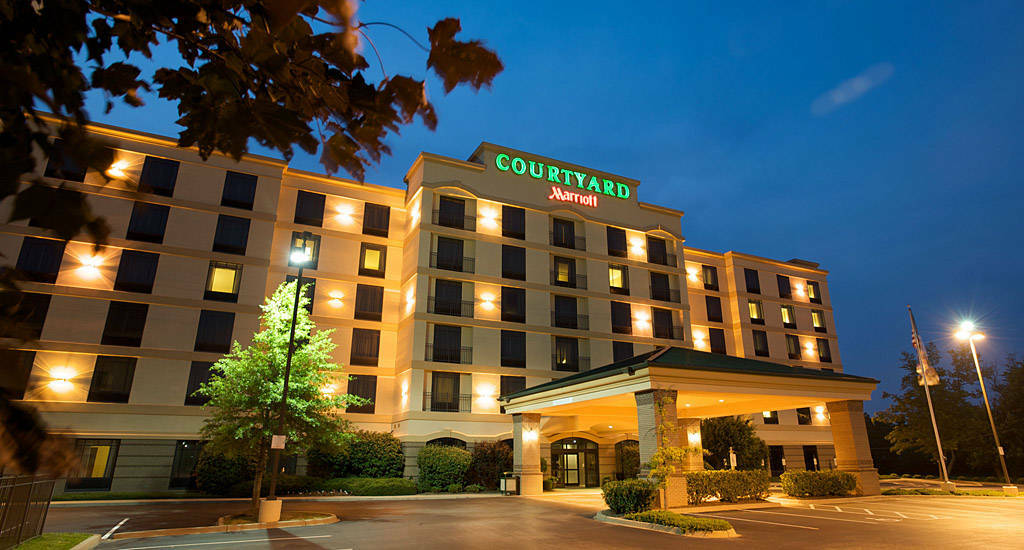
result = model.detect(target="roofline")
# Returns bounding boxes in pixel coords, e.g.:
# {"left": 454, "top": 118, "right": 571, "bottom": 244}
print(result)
{"left": 639, "top": 201, "right": 684, "bottom": 217}
{"left": 283, "top": 166, "right": 405, "bottom": 197}
{"left": 469, "top": 142, "right": 642, "bottom": 187}
{"left": 684, "top": 246, "right": 829, "bottom": 275}
{"left": 403, "top": 151, "right": 485, "bottom": 184}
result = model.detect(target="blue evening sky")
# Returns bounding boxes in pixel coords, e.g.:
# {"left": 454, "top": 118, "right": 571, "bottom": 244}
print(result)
{"left": 82, "top": 1, "right": 1024, "bottom": 410}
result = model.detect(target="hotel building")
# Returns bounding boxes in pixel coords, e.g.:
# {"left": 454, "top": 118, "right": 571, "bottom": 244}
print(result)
{"left": 1, "top": 122, "right": 849, "bottom": 493}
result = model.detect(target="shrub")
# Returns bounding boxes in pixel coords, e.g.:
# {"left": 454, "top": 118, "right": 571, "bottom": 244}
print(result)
{"left": 684, "top": 470, "right": 769, "bottom": 504}
{"left": 228, "top": 475, "right": 322, "bottom": 497}
{"left": 465, "top": 441, "right": 513, "bottom": 490}
{"left": 195, "top": 452, "right": 253, "bottom": 496}
{"left": 465, "top": 484, "right": 485, "bottom": 493}
{"left": 306, "top": 446, "right": 350, "bottom": 479}
{"left": 308, "top": 431, "right": 405, "bottom": 479}
{"left": 623, "top": 510, "right": 733, "bottom": 533}
{"left": 446, "top": 483, "right": 463, "bottom": 493}
{"left": 543, "top": 477, "right": 554, "bottom": 491}
{"left": 321, "top": 477, "right": 416, "bottom": 496}
{"left": 417, "top": 444, "right": 472, "bottom": 490}
{"left": 781, "top": 471, "right": 857, "bottom": 497}
{"left": 602, "top": 479, "right": 658, "bottom": 515}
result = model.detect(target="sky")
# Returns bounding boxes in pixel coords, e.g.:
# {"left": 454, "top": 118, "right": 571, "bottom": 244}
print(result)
{"left": 81, "top": 1, "right": 1024, "bottom": 411}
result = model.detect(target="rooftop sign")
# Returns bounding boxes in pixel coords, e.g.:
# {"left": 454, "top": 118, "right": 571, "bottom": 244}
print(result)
{"left": 493, "top": 153, "right": 630, "bottom": 207}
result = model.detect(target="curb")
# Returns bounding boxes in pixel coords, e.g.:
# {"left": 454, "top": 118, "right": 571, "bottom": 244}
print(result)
{"left": 593, "top": 509, "right": 739, "bottom": 539}
{"left": 111, "top": 513, "right": 338, "bottom": 540}
{"left": 69, "top": 534, "right": 101, "bottom": 550}
{"left": 669, "top": 500, "right": 780, "bottom": 513}
{"left": 50, "top": 493, "right": 502, "bottom": 507}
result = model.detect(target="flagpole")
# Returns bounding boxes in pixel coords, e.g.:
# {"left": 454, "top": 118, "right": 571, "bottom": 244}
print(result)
{"left": 920, "top": 369, "right": 950, "bottom": 485}
{"left": 907, "top": 306, "right": 951, "bottom": 488}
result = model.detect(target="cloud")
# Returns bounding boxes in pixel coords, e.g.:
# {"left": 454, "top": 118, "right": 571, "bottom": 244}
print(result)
{"left": 811, "top": 62, "right": 894, "bottom": 116}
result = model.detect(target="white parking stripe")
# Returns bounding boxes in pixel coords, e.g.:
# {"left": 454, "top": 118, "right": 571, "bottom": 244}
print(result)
{"left": 115, "top": 534, "right": 333, "bottom": 549}
{"left": 863, "top": 508, "right": 874, "bottom": 515}
{"left": 103, "top": 518, "right": 130, "bottom": 540}
{"left": 745, "top": 510, "right": 880, "bottom": 525}
{"left": 698, "top": 513, "right": 818, "bottom": 530}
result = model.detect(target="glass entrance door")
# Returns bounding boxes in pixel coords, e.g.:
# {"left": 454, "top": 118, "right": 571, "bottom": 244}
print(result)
{"left": 563, "top": 453, "right": 580, "bottom": 486}
{"left": 551, "top": 437, "right": 599, "bottom": 488}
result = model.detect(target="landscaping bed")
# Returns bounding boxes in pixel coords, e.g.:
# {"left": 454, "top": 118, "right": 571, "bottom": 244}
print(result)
{"left": 624, "top": 510, "right": 733, "bottom": 534}
{"left": 882, "top": 488, "right": 1020, "bottom": 497}
{"left": 15, "top": 533, "right": 92, "bottom": 549}
{"left": 219, "top": 511, "right": 334, "bottom": 525}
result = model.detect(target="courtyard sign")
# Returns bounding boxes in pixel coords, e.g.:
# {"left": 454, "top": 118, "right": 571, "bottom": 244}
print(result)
{"left": 494, "top": 153, "right": 630, "bottom": 206}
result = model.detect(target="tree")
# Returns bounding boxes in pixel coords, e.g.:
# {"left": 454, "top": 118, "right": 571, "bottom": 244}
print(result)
{"left": 196, "top": 280, "right": 363, "bottom": 510}
{"left": 700, "top": 416, "right": 769, "bottom": 470}
{"left": 864, "top": 413, "right": 934, "bottom": 475}
{"left": 993, "top": 355, "right": 1024, "bottom": 477}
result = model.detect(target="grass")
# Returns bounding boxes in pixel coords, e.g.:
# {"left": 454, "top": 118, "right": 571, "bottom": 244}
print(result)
{"left": 221, "top": 511, "right": 332, "bottom": 525}
{"left": 883, "top": 488, "right": 1020, "bottom": 497}
{"left": 623, "top": 510, "right": 733, "bottom": 533}
{"left": 15, "top": 533, "right": 91, "bottom": 549}
{"left": 53, "top": 491, "right": 206, "bottom": 501}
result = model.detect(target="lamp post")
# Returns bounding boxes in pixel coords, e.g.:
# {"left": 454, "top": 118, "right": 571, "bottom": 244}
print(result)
{"left": 265, "top": 231, "right": 314, "bottom": 507}
{"left": 955, "top": 321, "right": 1014, "bottom": 491}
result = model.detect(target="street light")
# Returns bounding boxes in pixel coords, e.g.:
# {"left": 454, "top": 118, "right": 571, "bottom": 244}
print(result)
{"left": 955, "top": 321, "right": 1014, "bottom": 490}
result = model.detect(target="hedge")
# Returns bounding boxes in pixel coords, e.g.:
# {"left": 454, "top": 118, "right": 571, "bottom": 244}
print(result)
{"left": 308, "top": 431, "right": 405, "bottom": 479}
{"left": 228, "top": 475, "right": 322, "bottom": 497}
{"left": 685, "top": 470, "right": 770, "bottom": 505}
{"left": 781, "top": 471, "right": 857, "bottom": 497}
{"left": 623, "top": 510, "right": 733, "bottom": 533}
{"left": 195, "top": 452, "right": 253, "bottom": 496}
{"left": 417, "top": 444, "right": 472, "bottom": 491}
{"left": 321, "top": 477, "right": 416, "bottom": 496}
{"left": 465, "top": 441, "right": 513, "bottom": 490}
{"left": 602, "top": 479, "right": 659, "bottom": 514}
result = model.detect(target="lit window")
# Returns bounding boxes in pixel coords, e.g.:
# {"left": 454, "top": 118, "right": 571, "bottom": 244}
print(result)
{"left": 748, "top": 300, "right": 764, "bottom": 324}
{"left": 205, "top": 262, "right": 241, "bottom": 302}
{"left": 811, "top": 309, "right": 827, "bottom": 333}
{"left": 608, "top": 264, "right": 628, "bottom": 295}
{"left": 807, "top": 281, "right": 822, "bottom": 304}
{"left": 781, "top": 305, "right": 796, "bottom": 328}
{"left": 359, "top": 243, "right": 386, "bottom": 277}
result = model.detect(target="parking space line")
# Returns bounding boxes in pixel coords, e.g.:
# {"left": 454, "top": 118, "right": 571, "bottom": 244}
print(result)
{"left": 785, "top": 504, "right": 947, "bottom": 520}
{"left": 103, "top": 518, "right": 130, "bottom": 540}
{"left": 698, "top": 513, "right": 818, "bottom": 530}
{"left": 745, "top": 510, "right": 880, "bottom": 525}
{"left": 115, "top": 534, "right": 334, "bottom": 549}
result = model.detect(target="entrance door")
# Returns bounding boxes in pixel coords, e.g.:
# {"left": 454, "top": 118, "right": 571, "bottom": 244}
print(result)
{"left": 768, "top": 445, "right": 785, "bottom": 477}
{"left": 803, "top": 445, "right": 820, "bottom": 471}
{"left": 562, "top": 453, "right": 580, "bottom": 486}
{"left": 551, "top": 437, "right": 599, "bottom": 488}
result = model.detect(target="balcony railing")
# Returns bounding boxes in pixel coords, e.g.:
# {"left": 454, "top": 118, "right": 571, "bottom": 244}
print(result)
{"left": 424, "top": 343, "right": 473, "bottom": 364}
{"left": 422, "top": 393, "right": 472, "bottom": 413}
{"left": 652, "top": 324, "right": 685, "bottom": 341}
{"left": 549, "top": 232, "right": 587, "bottom": 251}
{"left": 430, "top": 252, "right": 475, "bottom": 273}
{"left": 551, "top": 312, "right": 589, "bottom": 330}
{"left": 552, "top": 354, "right": 590, "bottom": 372}
{"left": 550, "top": 271, "right": 588, "bottom": 289}
{"left": 427, "top": 297, "right": 474, "bottom": 317}
{"left": 648, "top": 253, "right": 678, "bottom": 267}
{"left": 432, "top": 209, "right": 476, "bottom": 231}
{"left": 649, "top": 286, "right": 681, "bottom": 303}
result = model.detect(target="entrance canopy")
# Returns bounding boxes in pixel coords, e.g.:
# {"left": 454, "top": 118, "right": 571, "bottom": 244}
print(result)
{"left": 501, "top": 347, "right": 878, "bottom": 433}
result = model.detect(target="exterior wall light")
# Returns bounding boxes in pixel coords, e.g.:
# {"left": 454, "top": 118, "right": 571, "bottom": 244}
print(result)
{"left": 479, "top": 208, "right": 499, "bottom": 229}
{"left": 320, "top": 384, "right": 336, "bottom": 395}
{"left": 523, "top": 429, "right": 538, "bottom": 442}
{"left": 401, "top": 380, "right": 410, "bottom": 407}
{"left": 48, "top": 367, "right": 76, "bottom": 393}
{"left": 78, "top": 255, "right": 103, "bottom": 279}
{"left": 692, "top": 329, "right": 707, "bottom": 349}
{"left": 686, "top": 266, "right": 700, "bottom": 283}
{"left": 475, "top": 383, "right": 497, "bottom": 408}
{"left": 106, "top": 159, "right": 130, "bottom": 179}
{"left": 629, "top": 237, "right": 645, "bottom": 256}
{"left": 803, "top": 342, "right": 815, "bottom": 357}
{"left": 334, "top": 205, "right": 355, "bottom": 224}
{"left": 405, "top": 288, "right": 416, "bottom": 314}
{"left": 480, "top": 293, "right": 496, "bottom": 311}
{"left": 409, "top": 202, "right": 421, "bottom": 226}
{"left": 328, "top": 290, "right": 344, "bottom": 308}
{"left": 794, "top": 283, "right": 806, "bottom": 297}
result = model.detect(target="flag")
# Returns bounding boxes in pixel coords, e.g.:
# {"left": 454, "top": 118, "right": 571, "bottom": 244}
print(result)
{"left": 908, "top": 306, "right": 939, "bottom": 386}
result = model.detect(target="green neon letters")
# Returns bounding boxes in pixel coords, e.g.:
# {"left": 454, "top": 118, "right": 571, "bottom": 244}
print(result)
{"left": 493, "top": 152, "right": 630, "bottom": 200}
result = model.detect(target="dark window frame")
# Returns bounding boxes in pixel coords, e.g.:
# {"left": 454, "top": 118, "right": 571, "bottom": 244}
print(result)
{"left": 16, "top": 237, "right": 65, "bottom": 283}
{"left": 705, "top": 295, "right": 724, "bottom": 323}
{"left": 606, "top": 226, "right": 627, "bottom": 257}
{"left": 777, "top": 274, "right": 792, "bottom": 299}
{"left": 212, "top": 214, "right": 250, "bottom": 256}
{"left": 354, "top": 284, "right": 384, "bottom": 322}
{"left": 708, "top": 328, "right": 727, "bottom": 355}
{"left": 294, "top": 190, "right": 326, "bottom": 227}
{"left": 702, "top": 265, "right": 719, "bottom": 291}
{"left": 86, "top": 356, "right": 136, "bottom": 403}
{"left": 138, "top": 156, "right": 179, "bottom": 197}
{"left": 350, "top": 328, "right": 381, "bottom": 366}
{"left": 744, "top": 268, "right": 761, "bottom": 294}
{"left": 752, "top": 329, "right": 770, "bottom": 357}
{"left": 501, "top": 205, "right": 526, "bottom": 239}
{"left": 194, "top": 310, "right": 235, "bottom": 353}
{"left": 346, "top": 374, "right": 377, "bottom": 414}
{"left": 114, "top": 250, "right": 160, "bottom": 294}
{"left": 500, "top": 330, "right": 526, "bottom": 368}
{"left": 185, "top": 361, "right": 213, "bottom": 406}
{"left": 501, "top": 244, "right": 526, "bottom": 280}
{"left": 101, "top": 301, "right": 148, "bottom": 347}
{"left": 612, "top": 341, "right": 634, "bottom": 362}
{"left": 126, "top": 202, "right": 170, "bottom": 244}
{"left": 362, "top": 203, "right": 391, "bottom": 237}
{"left": 501, "top": 286, "right": 526, "bottom": 323}
{"left": 221, "top": 171, "right": 258, "bottom": 210}
{"left": 0, "top": 350, "right": 36, "bottom": 400}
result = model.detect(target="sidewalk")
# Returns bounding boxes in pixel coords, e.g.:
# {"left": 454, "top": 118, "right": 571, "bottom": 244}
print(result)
{"left": 49, "top": 492, "right": 503, "bottom": 507}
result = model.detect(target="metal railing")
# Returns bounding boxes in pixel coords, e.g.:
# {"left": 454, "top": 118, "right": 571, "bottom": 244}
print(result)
{"left": 649, "top": 286, "right": 681, "bottom": 303}
{"left": 549, "top": 232, "right": 587, "bottom": 251}
{"left": 432, "top": 210, "right": 476, "bottom": 231}
{"left": 427, "top": 297, "right": 474, "bottom": 318}
{"left": 424, "top": 343, "right": 473, "bottom": 364}
{"left": 550, "top": 271, "right": 588, "bottom": 289}
{"left": 648, "top": 252, "right": 678, "bottom": 267}
{"left": 551, "top": 354, "right": 590, "bottom": 372}
{"left": 652, "top": 325, "right": 685, "bottom": 341}
{"left": 551, "top": 312, "right": 589, "bottom": 330}
{"left": 422, "top": 393, "right": 472, "bottom": 413}
{"left": 430, "top": 252, "right": 475, "bottom": 273}
{"left": 0, "top": 475, "right": 55, "bottom": 550}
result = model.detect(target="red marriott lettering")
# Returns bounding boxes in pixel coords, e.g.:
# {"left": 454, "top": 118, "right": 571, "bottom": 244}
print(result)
{"left": 547, "top": 186, "right": 598, "bottom": 207}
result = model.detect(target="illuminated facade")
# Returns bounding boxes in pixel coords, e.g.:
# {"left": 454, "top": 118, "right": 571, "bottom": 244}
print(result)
{"left": 0, "top": 123, "right": 846, "bottom": 492}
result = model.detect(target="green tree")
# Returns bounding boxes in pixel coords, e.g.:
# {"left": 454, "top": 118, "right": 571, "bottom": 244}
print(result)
{"left": 197, "top": 280, "right": 363, "bottom": 510}
{"left": 993, "top": 355, "right": 1024, "bottom": 477}
{"left": 700, "top": 416, "right": 768, "bottom": 470}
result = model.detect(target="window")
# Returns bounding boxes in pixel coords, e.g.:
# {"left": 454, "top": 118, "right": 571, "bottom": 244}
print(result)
{"left": 744, "top": 268, "right": 760, "bottom": 294}
{"left": 781, "top": 305, "right": 797, "bottom": 329}
{"left": 501, "top": 287, "right": 526, "bottom": 323}
{"left": 354, "top": 284, "right": 384, "bottom": 321}
{"left": 350, "top": 328, "right": 381, "bottom": 366}
{"left": 362, "top": 242, "right": 389, "bottom": 276}
{"left": 811, "top": 310, "right": 827, "bottom": 333}
{"left": 431, "top": 324, "right": 463, "bottom": 363}
{"left": 362, "top": 203, "right": 391, "bottom": 237}
{"left": 807, "top": 281, "right": 822, "bottom": 304}
{"left": 748, "top": 299, "right": 764, "bottom": 325}
{"left": 291, "top": 232, "right": 321, "bottom": 270}
{"left": 2, "top": 293, "right": 50, "bottom": 340}
{"left": 0, "top": 350, "right": 35, "bottom": 400}
{"left": 803, "top": 445, "right": 819, "bottom": 471}
{"left": 708, "top": 328, "right": 727, "bottom": 354}
{"left": 553, "top": 256, "right": 576, "bottom": 287}
{"left": 817, "top": 338, "right": 832, "bottom": 363}
{"left": 430, "top": 371, "right": 462, "bottom": 411}
{"left": 606, "top": 226, "right": 627, "bottom": 257}
{"left": 294, "top": 190, "right": 326, "bottom": 227}
{"left": 608, "top": 264, "right": 629, "bottom": 295}
{"left": 652, "top": 308, "right": 676, "bottom": 339}
{"left": 139, "top": 156, "right": 179, "bottom": 197}
{"left": 752, "top": 330, "right": 769, "bottom": 357}
{"left": 502, "top": 205, "right": 525, "bottom": 239}
{"left": 702, "top": 265, "right": 719, "bottom": 291}
{"left": 43, "top": 139, "right": 86, "bottom": 182}
{"left": 650, "top": 271, "right": 673, "bottom": 302}
{"left": 87, "top": 356, "right": 136, "bottom": 403}
{"left": 610, "top": 301, "right": 632, "bottom": 334}
{"left": 777, "top": 274, "right": 792, "bottom": 299}
{"left": 553, "top": 336, "right": 580, "bottom": 372}
{"left": 437, "top": 196, "right": 467, "bottom": 229}
{"left": 169, "top": 440, "right": 202, "bottom": 489}
{"left": 126, "top": 202, "right": 170, "bottom": 243}
{"left": 612, "top": 341, "right": 634, "bottom": 362}
{"left": 705, "top": 295, "right": 723, "bottom": 323}
{"left": 797, "top": 407, "right": 813, "bottom": 425}
{"left": 285, "top": 275, "right": 316, "bottom": 314}
{"left": 647, "top": 236, "right": 670, "bottom": 265}
{"left": 194, "top": 310, "right": 234, "bottom": 353}
{"left": 212, "top": 215, "right": 250, "bottom": 255}
{"left": 500, "top": 330, "right": 526, "bottom": 368}
{"left": 553, "top": 295, "right": 578, "bottom": 329}
{"left": 204, "top": 262, "right": 241, "bottom": 302}
{"left": 500, "top": 375, "right": 526, "bottom": 396}
{"left": 434, "top": 236, "right": 466, "bottom": 272}
{"left": 762, "top": 410, "right": 779, "bottom": 425}
{"left": 551, "top": 218, "right": 577, "bottom": 249}
{"left": 65, "top": 439, "right": 120, "bottom": 490}
{"left": 786, "top": 334, "right": 801, "bottom": 359}
{"left": 502, "top": 245, "right": 525, "bottom": 280}
{"left": 101, "top": 301, "right": 148, "bottom": 346}
{"left": 114, "top": 251, "right": 159, "bottom": 293}
{"left": 221, "top": 171, "right": 257, "bottom": 210}
{"left": 184, "top": 361, "right": 213, "bottom": 405}
{"left": 346, "top": 375, "right": 377, "bottom": 413}
{"left": 16, "top": 237, "right": 65, "bottom": 283}
{"left": 432, "top": 279, "right": 464, "bottom": 316}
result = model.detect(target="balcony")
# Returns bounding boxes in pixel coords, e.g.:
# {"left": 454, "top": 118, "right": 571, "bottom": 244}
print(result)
{"left": 648, "top": 253, "right": 678, "bottom": 267}
{"left": 551, "top": 312, "right": 589, "bottom": 330}
{"left": 652, "top": 324, "right": 685, "bottom": 341}
{"left": 549, "top": 232, "right": 587, "bottom": 251}
{"left": 424, "top": 343, "right": 473, "bottom": 364}
{"left": 427, "top": 297, "right": 474, "bottom": 317}
{"left": 430, "top": 252, "right": 475, "bottom": 273}
{"left": 422, "top": 392, "right": 472, "bottom": 413}
{"left": 551, "top": 354, "right": 590, "bottom": 372}
{"left": 550, "top": 271, "right": 588, "bottom": 289}
{"left": 649, "top": 286, "right": 681, "bottom": 303}
{"left": 432, "top": 209, "right": 476, "bottom": 231}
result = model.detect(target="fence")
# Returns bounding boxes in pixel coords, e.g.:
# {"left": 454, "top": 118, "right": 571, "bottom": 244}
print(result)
{"left": 0, "top": 475, "right": 55, "bottom": 550}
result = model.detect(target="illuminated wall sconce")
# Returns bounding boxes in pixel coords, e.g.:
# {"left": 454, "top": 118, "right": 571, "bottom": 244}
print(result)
{"left": 522, "top": 429, "right": 538, "bottom": 442}
{"left": 401, "top": 380, "right": 410, "bottom": 407}
{"left": 687, "top": 429, "right": 702, "bottom": 447}
{"left": 479, "top": 208, "right": 499, "bottom": 229}
{"left": 479, "top": 293, "right": 496, "bottom": 311}
{"left": 77, "top": 255, "right": 103, "bottom": 280}
{"left": 633, "top": 310, "right": 650, "bottom": 329}
{"left": 320, "top": 383, "right": 336, "bottom": 395}
{"left": 794, "top": 283, "right": 806, "bottom": 297}
{"left": 475, "top": 384, "right": 497, "bottom": 407}
{"left": 409, "top": 202, "right": 421, "bottom": 225}
{"left": 814, "top": 405, "right": 828, "bottom": 422}
{"left": 803, "top": 342, "right": 815, "bottom": 357}
{"left": 327, "top": 290, "right": 344, "bottom": 308}
{"left": 405, "top": 289, "right": 416, "bottom": 314}
{"left": 629, "top": 237, "right": 645, "bottom": 256}
{"left": 106, "top": 159, "right": 130, "bottom": 179}
{"left": 334, "top": 205, "right": 355, "bottom": 224}
{"left": 686, "top": 266, "right": 700, "bottom": 283}
{"left": 692, "top": 329, "right": 707, "bottom": 349}
{"left": 48, "top": 367, "right": 75, "bottom": 393}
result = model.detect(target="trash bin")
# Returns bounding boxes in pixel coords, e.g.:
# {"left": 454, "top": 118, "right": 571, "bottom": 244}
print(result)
{"left": 499, "top": 472, "right": 519, "bottom": 496}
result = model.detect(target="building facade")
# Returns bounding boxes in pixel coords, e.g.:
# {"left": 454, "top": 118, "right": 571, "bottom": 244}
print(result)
{"left": 1, "top": 123, "right": 844, "bottom": 492}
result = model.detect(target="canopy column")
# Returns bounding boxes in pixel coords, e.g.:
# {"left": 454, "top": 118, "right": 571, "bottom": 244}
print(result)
{"left": 679, "top": 418, "right": 704, "bottom": 472}
{"left": 513, "top": 412, "right": 543, "bottom": 495}
{"left": 827, "top": 400, "right": 881, "bottom": 495}
{"left": 635, "top": 389, "right": 686, "bottom": 508}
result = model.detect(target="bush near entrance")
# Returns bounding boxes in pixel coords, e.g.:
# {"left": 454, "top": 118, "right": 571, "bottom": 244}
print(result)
{"left": 308, "top": 430, "right": 405, "bottom": 479}
{"left": 417, "top": 444, "right": 472, "bottom": 491}
{"left": 781, "top": 471, "right": 857, "bottom": 497}
{"left": 685, "top": 470, "right": 770, "bottom": 505}
{"left": 602, "top": 479, "right": 659, "bottom": 514}
{"left": 196, "top": 451, "right": 253, "bottom": 496}
{"left": 229, "top": 475, "right": 322, "bottom": 497}
{"left": 623, "top": 510, "right": 733, "bottom": 533}
{"left": 320, "top": 477, "right": 417, "bottom": 496}
{"left": 465, "top": 441, "right": 513, "bottom": 489}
